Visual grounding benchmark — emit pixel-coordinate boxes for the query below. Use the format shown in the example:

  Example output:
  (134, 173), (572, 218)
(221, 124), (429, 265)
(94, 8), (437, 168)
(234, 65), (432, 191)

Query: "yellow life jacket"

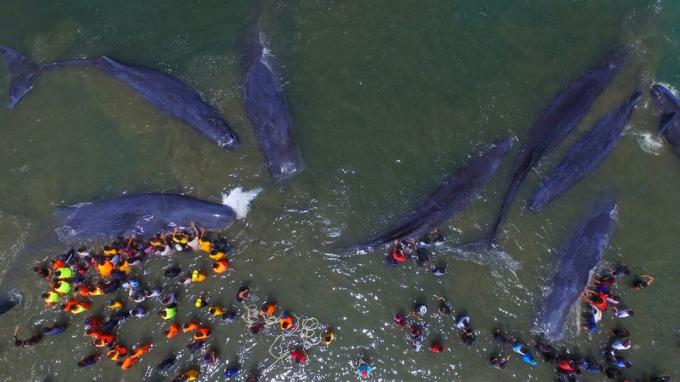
(199, 239), (212, 252)
(44, 291), (61, 305)
(56, 266), (73, 280)
(55, 281), (72, 295)
(209, 251), (225, 260)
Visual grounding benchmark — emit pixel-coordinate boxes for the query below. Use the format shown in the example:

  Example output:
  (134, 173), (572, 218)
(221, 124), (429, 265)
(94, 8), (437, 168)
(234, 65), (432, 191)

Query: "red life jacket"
(558, 360), (576, 372)
(391, 248), (407, 264)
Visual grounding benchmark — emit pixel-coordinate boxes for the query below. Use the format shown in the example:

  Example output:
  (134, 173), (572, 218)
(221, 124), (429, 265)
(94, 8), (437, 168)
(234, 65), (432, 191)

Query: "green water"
(0, 0), (679, 381)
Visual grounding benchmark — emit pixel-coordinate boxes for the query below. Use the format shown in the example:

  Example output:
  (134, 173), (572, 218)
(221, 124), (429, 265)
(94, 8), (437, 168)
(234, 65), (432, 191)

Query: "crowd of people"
(384, 243), (670, 382)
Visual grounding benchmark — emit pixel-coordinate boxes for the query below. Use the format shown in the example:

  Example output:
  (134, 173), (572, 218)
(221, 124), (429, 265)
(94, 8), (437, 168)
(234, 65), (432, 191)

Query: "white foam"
(222, 187), (263, 219)
(634, 131), (664, 155)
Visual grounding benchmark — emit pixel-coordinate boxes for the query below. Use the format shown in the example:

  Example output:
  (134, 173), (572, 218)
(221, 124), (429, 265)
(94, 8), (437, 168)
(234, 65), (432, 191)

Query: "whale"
(354, 137), (512, 251)
(528, 89), (640, 211)
(538, 198), (617, 341)
(0, 193), (236, 315)
(0, 46), (239, 149)
(244, 33), (303, 181)
(650, 83), (680, 157)
(463, 47), (626, 249)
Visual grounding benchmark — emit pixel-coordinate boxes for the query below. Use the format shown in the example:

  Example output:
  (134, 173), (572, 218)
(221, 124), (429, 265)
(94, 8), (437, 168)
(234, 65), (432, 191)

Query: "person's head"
(40, 292), (49, 299)
(627, 309), (634, 316)
(621, 338), (632, 347)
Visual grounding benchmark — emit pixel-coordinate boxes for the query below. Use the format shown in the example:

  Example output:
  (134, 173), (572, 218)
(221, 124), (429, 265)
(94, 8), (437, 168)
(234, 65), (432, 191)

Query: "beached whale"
(538, 198), (617, 341)
(650, 83), (680, 157)
(0, 193), (236, 315)
(54, 193), (236, 243)
(353, 137), (512, 251)
(0, 46), (239, 149)
(528, 90), (640, 211)
(465, 47), (626, 248)
(244, 34), (303, 181)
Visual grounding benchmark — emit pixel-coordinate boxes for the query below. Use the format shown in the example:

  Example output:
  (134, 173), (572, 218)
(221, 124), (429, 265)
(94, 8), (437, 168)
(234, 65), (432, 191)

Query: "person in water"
(632, 274), (654, 290)
(386, 240), (408, 266)
(489, 353), (510, 369)
(437, 297), (452, 315)
(355, 357), (375, 379)
(13, 326), (43, 347)
(431, 262), (447, 276)
(612, 306), (634, 318)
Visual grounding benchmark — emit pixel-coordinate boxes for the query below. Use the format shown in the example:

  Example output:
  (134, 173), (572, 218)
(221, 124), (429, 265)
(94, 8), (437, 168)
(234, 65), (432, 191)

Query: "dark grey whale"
(650, 83), (680, 157)
(538, 198), (617, 341)
(465, 48), (626, 249)
(0, 193), (235, 315)
(244, 34), (303, 181)
(354, 137), (512, 251)
(53, 193), (236, 243)
(528, 90), (640, 211)
(0, 46), (239, 149)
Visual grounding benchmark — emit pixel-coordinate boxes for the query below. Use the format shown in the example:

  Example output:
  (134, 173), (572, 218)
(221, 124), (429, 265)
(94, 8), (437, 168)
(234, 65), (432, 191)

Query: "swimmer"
(411, 303), (427, 320)
(429, 341), (445, 353)
(130, 306), (148, 318)
(432, 262), (447, 276)
(492, 328), (514, 344)
(33, 266), (51, 280)
(393, 313), (408, 327)
(224, 366), (240, 378)
(178, 276), (192, 285)
(236, 286), (250, 302)
(415, 248), (430, 267)
(221, 310), (238, 324)
(437, 297), (452, 315)
(249, 322), (265, 335)
(511, 341), (530, 356)
(145, 287), (162, 299)
(490, 353), (510, 369)
(164, 265), (181, 278)
(612, 306), (634, 318)
(203, 349), (218, 365)
(290, 347), (307, 363)
(613, 355), (632, 368)
(632, 274), (654, 290)
(78, 353), (100, 367)
(355, 357), (374, 379)
(132, 291), (146, 303)
(178, 368), (200, 381)
(611, 338), (631, 350)
(455, 313), (471, 330)
(42, 323), (67, 336)
(160, 292), (177, 305)
(13, 326), (43, 347)
(534, 338), (557, 363)
(461, 327), (477, 346)
(156, 355), (176, 372)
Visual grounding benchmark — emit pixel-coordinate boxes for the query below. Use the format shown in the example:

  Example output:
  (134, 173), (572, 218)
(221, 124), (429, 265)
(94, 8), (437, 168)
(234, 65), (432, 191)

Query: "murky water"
(0, 1), (679, 381)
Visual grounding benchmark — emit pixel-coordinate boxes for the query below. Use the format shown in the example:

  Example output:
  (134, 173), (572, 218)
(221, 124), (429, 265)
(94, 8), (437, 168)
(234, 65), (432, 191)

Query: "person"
(610, 327), (630, 338)
(490, 353), (510, 369)
(493, 328), (514, 344)
(632, 275), (654, 290)
(156, 355), (176, 372)
(222, 310), (238, 324)
(165, 322), (180, 339)
(437, 297), (452, 315)
(198, 229), (213, 253)
(577, 358), (601, 373)
(245, 374), (259, 382)
(237, 286), (250, 302)
(212, 258), (229, 274)
(581, 291), (608, 312)
(432, 262), (447, 276)
(54, 280), (72, 295)
(160, 303), (177, 320)
(224, 366), (240, 378)
(612, 306), (634, 318)
(179, 368), (200, 381)
(164, 265), (181, 278)
(393, 313), (407, 327)
(78, 353), (100, 367)
(557, 359), (578, 373)
(387, 240), (408, 265)
(290, 347), (307, 363)
(611, 264), (630, 278)
(534, 338), (557, 363)
(249, 322), (265, 334)
(611, 338), (631, 350)
(430, 342), (445, 353)
(209, 250), (225, 260)
(130, 306), (148, 318)
(97, 258), (114, 277)
(161, 292), (177, 305)
(280, 313), (295, 331)
(322, 328), (335, 346)
(33, 266), (51, 280)
(461, 327), (477, 346)
(107, 344), (128, 361)
(203, 349), (218, 365)
(415, 248), (430, 267)
(191, 270), (206, 283)
(412, 304), (427, 320)
(13, 326), (42, 347)
(261, 302), (277, 317)
(42, 323), (67, 336)
(356, 357), (374, 379)
(187, 340), (204, 353)
(208, 305), (224, 316)
(145, 287), (162, 299)
(182, 322), (200, 333)
(455, 313), (471, 330)
(193, 327), (211, 341)
(512, 341), (530, 356)
(613, 355), (632, 368)
(42, 291), (61, 307)
(520, 353), (538, 366)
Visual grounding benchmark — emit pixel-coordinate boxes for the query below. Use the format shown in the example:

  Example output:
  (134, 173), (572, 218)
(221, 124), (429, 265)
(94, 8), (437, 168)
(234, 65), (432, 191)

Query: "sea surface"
(0, 1), (678, 381)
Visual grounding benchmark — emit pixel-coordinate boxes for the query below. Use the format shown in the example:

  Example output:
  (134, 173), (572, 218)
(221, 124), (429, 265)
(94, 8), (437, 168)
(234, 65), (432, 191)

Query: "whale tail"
(0, 46), (40, 108)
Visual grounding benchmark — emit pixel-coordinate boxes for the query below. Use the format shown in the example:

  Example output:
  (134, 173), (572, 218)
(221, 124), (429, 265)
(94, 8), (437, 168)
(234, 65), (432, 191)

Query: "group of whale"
(1, 41), (679, 342)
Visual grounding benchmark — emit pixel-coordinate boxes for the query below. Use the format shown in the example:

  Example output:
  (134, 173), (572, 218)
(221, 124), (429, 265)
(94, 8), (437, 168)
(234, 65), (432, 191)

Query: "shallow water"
(0, 1), (679, 381)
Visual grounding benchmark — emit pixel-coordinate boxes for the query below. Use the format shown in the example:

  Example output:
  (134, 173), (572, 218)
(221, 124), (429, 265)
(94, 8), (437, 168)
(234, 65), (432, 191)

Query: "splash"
(222, 187), (263, 219)
(634, 131), (664, 155)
